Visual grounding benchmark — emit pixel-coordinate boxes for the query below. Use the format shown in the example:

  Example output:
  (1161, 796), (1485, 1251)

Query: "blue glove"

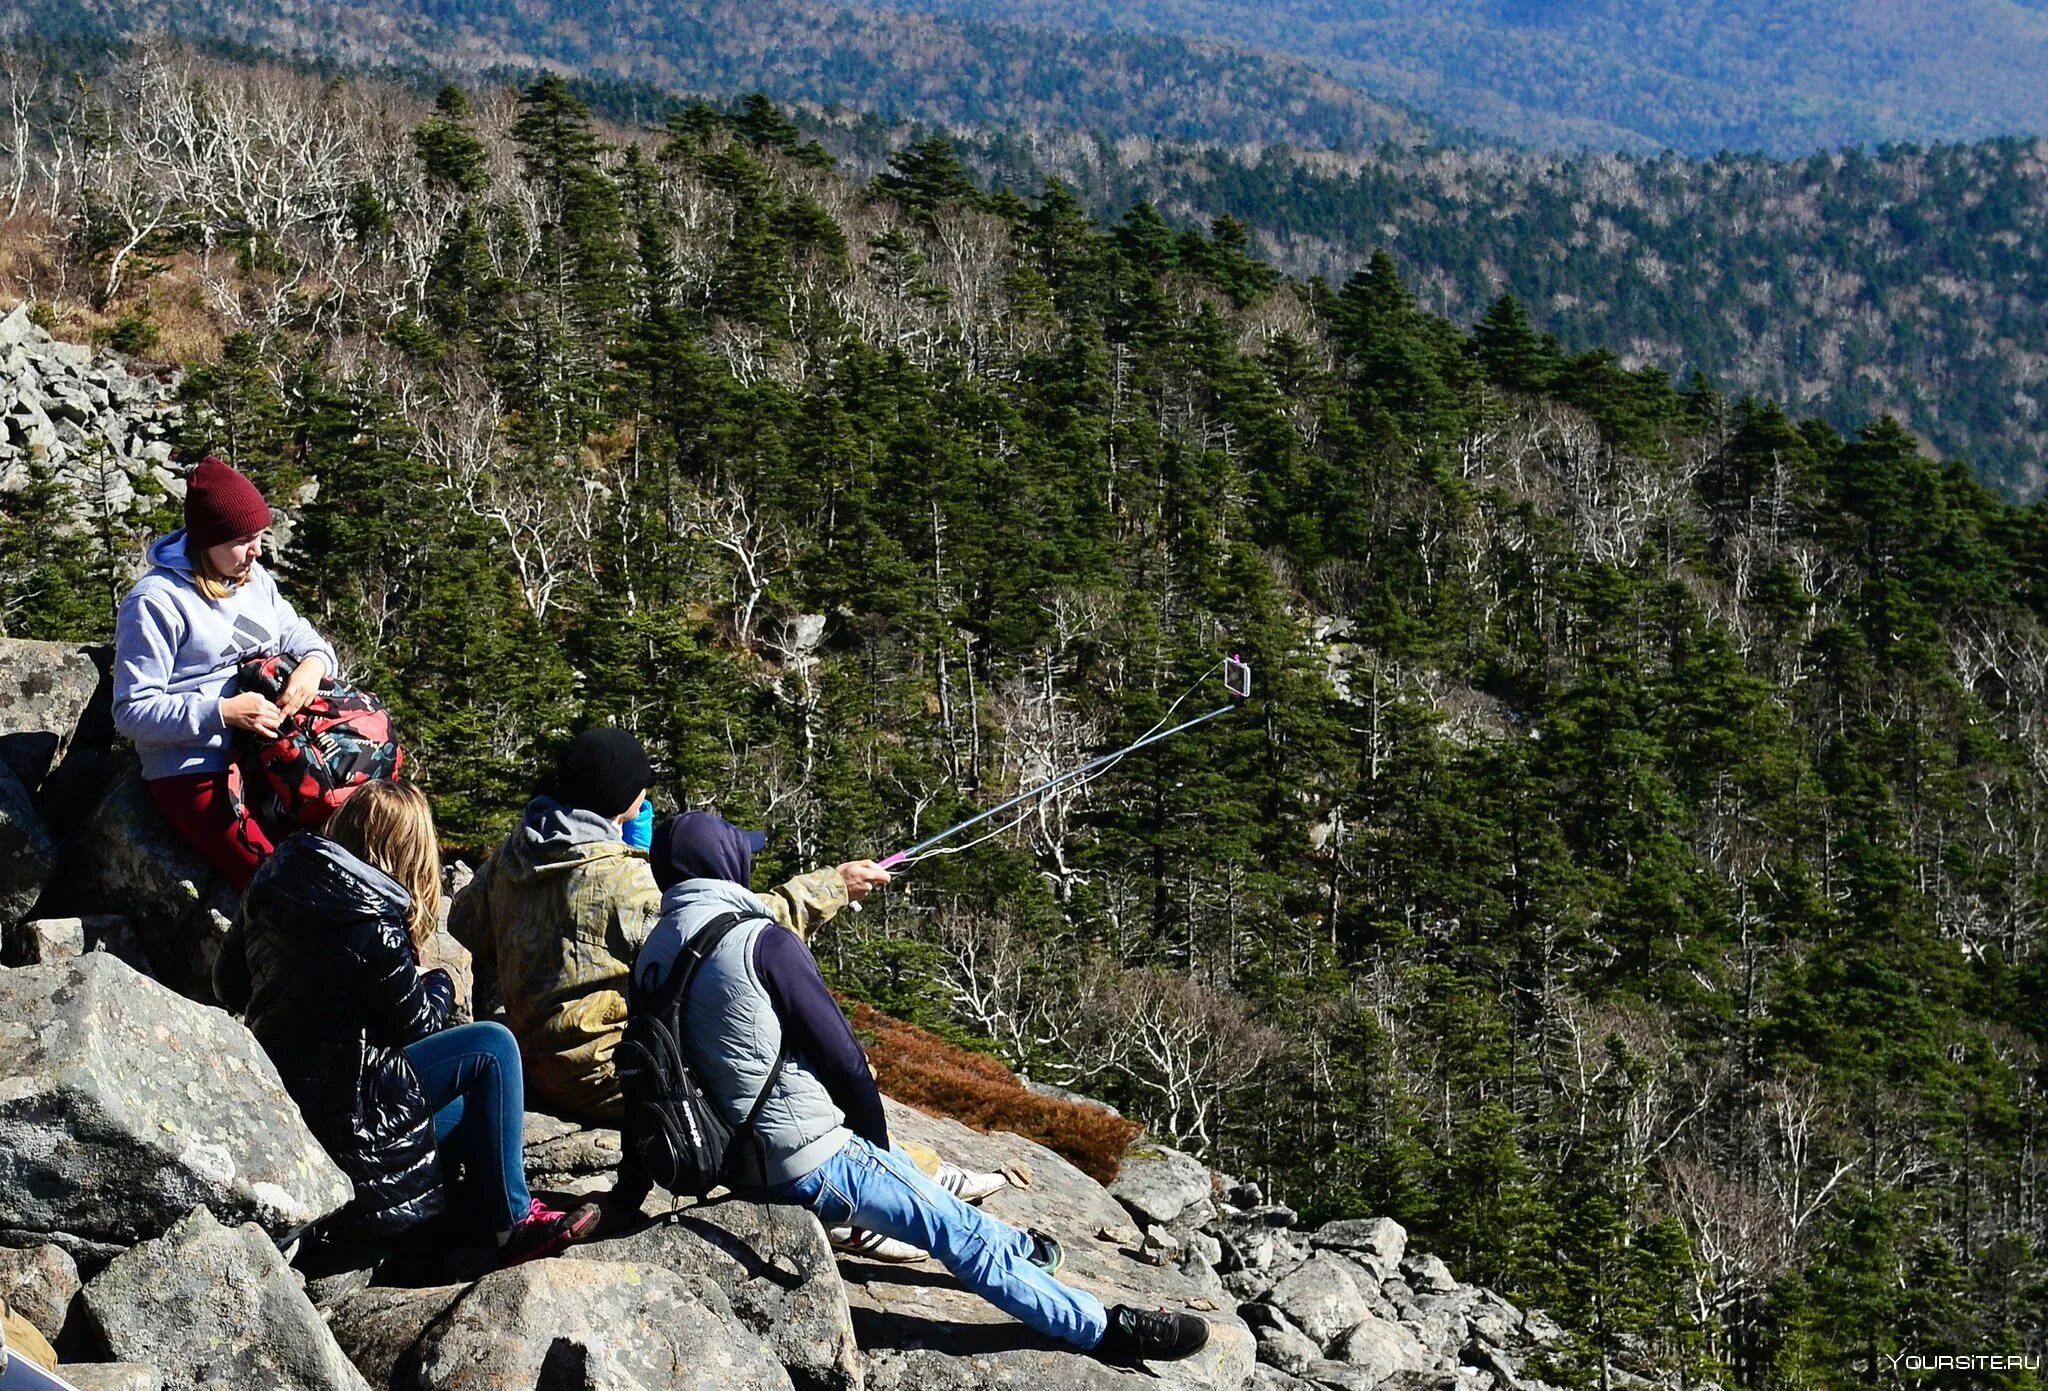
(624, 797), (656, 851)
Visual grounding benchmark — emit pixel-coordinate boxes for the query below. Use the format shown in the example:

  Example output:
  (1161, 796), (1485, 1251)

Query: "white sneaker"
(829, 1225), (929, 1262)
(935, 1161), (1008, 1204)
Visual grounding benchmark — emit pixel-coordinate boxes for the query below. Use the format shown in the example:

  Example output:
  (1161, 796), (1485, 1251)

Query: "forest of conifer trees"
(1, 51), (2045, 1390)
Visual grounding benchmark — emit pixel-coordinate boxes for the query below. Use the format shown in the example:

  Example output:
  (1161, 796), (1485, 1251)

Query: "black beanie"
(553, 728), (653, 818)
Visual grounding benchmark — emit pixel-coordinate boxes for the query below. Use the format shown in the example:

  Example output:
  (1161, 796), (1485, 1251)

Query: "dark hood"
(651, 811), (767, 891)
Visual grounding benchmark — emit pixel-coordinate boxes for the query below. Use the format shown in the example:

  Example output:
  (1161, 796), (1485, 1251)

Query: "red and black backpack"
(235, 654), (405, 830)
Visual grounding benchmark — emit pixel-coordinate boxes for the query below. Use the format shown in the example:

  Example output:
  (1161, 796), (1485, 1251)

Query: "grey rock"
(5, 916), (151, 974)
(1256, 1318), (1322, 1375)
(1265, 1253), (1375, 1348)
(0, 759), (55, 924)
(0, 1242), (80, 1340)
(523, 1122), (623, 1180)
(1331, 1317), (1432, 1382)
(1109, 1144), (1216, 1228)
(1141, 1224), (1183, 1265)
(51, 1367), (163, 1391)
(1311, 1218), (1408, 1278)
(1253, 1369), (1315, 1391)
(1520, 1307), (1567, 1348)
(0, 639), (103, 795)
(0, 955), (353, 1246)
(1460, 1336), (1521, 1384)
(1176, 1243), (1228, 1301)
(1225, 1267), (1280, 1303)
(1185, 1230), (1224, 1267)
(1464, 1291), (1521, 1349)
(1240, 1204), (1299, 1228)
(579, 1197), (858, 1391)
(1406, 1294), (1467, 1353)
(1297, 1359), (1388, 1390)
(1402, 1254), (1459, 1295)
(57, 768), (237, 1004)
(415, 1258), (792, 1391)
(322, 1283), (467, 1390)
(1374, 1373), (1461, 1391)
(417, 927), (473, 1026)
(82, 1207), (370, 1391)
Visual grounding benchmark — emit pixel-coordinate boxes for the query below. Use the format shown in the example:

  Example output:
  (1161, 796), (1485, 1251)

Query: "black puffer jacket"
(215, 833), (454, 1238)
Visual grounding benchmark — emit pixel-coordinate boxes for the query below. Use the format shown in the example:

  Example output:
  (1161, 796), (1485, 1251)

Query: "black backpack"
(618, 912), (786, 1197)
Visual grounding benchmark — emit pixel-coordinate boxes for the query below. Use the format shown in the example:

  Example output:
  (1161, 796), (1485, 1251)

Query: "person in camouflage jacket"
(449, 729), (869, 1121)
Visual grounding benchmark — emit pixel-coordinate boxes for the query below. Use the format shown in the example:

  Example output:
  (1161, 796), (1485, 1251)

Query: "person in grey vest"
(631, 811), (1211, 1364)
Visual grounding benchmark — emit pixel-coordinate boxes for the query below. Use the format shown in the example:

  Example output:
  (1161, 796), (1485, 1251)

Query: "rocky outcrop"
(414, 1258), (794, 1391)
(0, 303), (180, 523)
(578, 1195), (861, 1391)
(0, 954), (353, 1250)
(81, 1207), (370, 1391)
(1208, 1205), (1565, 1391)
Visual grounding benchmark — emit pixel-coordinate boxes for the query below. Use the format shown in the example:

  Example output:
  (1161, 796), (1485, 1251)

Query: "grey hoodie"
(113, 531), (338, 779)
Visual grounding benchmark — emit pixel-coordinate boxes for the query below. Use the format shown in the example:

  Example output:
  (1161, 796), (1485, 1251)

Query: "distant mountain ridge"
(860, 0), (2048, 156)
(9, 0), (1443, 151)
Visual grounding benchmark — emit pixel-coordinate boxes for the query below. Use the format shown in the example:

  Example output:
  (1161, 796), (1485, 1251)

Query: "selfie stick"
(874, 655), (1252, 874)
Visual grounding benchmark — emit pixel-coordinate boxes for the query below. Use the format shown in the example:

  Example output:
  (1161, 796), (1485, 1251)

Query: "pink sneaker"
(498, 1198), (602, 1267)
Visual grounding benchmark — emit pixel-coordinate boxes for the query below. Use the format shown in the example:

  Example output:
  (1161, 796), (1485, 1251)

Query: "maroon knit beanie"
(184, 457), (272, 550)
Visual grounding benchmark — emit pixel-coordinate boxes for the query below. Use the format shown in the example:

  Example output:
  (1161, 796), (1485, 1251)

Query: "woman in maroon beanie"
(111, 457), (339, 889)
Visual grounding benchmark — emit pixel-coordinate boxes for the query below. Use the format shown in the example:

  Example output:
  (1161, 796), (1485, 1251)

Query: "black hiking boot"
(1026, 1228), (1064, 1276)
(1094, 1304), (1210, 1363)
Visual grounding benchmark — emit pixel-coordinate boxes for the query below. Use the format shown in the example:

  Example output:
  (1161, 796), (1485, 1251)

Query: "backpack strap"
(667, 910), (789, 1165)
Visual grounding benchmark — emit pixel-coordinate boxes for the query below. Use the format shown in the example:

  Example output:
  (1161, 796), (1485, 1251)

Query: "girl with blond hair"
(214, 780), (599, 1262)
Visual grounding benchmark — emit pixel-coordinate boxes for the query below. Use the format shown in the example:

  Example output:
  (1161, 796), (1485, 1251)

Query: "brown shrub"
(848, 1001), (1141, 1185)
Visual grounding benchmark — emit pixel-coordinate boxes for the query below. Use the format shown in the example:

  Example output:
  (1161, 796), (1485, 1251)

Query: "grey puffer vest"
(637, 879), (852, 1187)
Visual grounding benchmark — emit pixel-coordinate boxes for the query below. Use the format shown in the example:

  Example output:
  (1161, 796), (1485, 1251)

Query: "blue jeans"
(404, 1021), (533, 1233)
(776, 1135), (1108, 1348)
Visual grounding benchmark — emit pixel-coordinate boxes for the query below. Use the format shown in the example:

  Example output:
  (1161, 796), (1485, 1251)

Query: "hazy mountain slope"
(951, 133), (2048, 497)
(9, 0), (1440, 150)
(863, 0), (2048, 155)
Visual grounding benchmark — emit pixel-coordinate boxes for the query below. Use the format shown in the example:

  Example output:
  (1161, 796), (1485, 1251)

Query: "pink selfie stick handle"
(877, 852), (910, 871)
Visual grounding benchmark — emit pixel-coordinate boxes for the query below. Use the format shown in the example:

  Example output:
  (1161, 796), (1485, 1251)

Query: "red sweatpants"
(146, 770), (278, 892)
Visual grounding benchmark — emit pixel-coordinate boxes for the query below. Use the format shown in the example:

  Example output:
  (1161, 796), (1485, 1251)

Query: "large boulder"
(579, 1196), (860, 1391)
(849, 1100), (1254, 1391)
(0, 638), (102, 794)
(0, 1242), (80, 1341)
(0, 954), (352, 1247)
(413, 1258), (793, 1391)
(52, 768), (236, 1003)
(1330, 1318), (1433, 1383)
(321, 1283), (468, 1391)
(0, 759), (55, 925)
(1309, 1218), (1407, 1280)
(1264, 1254), (1376, 1349)
(80, 1207), (370, 1391)
(1108, 1143), (1216, 1229)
